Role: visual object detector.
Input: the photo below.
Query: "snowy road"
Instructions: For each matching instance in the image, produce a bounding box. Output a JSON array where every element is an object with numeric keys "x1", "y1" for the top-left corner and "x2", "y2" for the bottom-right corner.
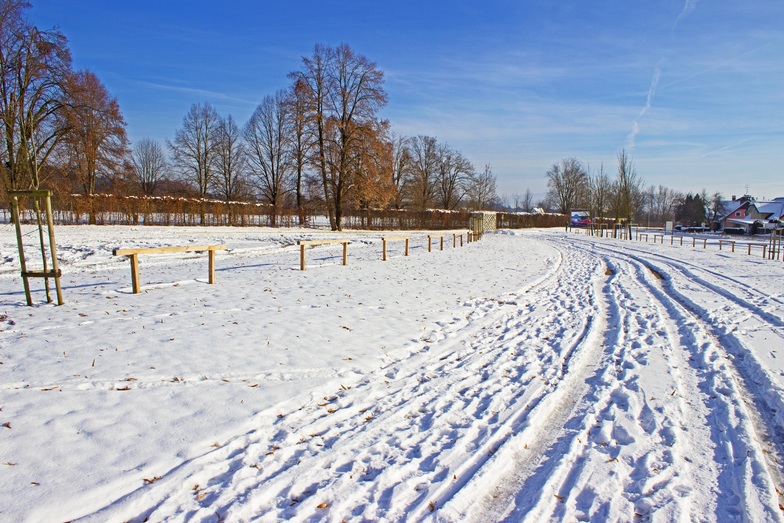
[{"x1": 1, "y1": 226, "x2": 782, "y2": 522}]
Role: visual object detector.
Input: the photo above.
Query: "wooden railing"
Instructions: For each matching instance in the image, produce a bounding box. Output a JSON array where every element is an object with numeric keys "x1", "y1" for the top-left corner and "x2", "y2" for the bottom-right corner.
[{"x1": 112, "y1": 244, "x2": 227, "y2": 294}]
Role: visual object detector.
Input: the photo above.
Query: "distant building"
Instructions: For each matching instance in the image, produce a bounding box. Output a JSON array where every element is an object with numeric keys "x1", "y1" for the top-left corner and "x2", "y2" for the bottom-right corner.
[
  {"x1": 724, "y1": 196, "x2": 784, "y2": 233},
  {"x1": 719, "y1": 195, "x2": 754, "y2": 231}
]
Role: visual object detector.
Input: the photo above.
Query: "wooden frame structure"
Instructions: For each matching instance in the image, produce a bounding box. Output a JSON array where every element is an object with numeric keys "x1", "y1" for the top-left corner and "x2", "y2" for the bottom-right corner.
[
  {"x1": 297, "y1": 239, "x2": 350, "y2": 271},
  {"x1": 9, "y1": 190, "x2": 63, "y2": 306},
  {"x1": 427, "y1": 234, "x2": 445, "y2": 252},
  {"x1": 747, "y1": 242, "x2": 767, "y2": 258},
  {"x1": 381, "y1": 236, "x2": 409, "y2": 261},
  {"x1": 112, "y1": 244, "x2": 226, "y2": 294},
  {"x1": 718, "y1": 239, "x2": 736, "y2": 252}
]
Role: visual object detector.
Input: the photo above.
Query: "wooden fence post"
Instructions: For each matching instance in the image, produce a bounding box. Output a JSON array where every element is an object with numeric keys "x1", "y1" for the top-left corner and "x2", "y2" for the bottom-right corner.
[
  {"x1": 209, "y1": 249, "x2": 216, "y2": 283},
  {"x1": 130, "y1": 253, "x2": 140, "y2": 294}
]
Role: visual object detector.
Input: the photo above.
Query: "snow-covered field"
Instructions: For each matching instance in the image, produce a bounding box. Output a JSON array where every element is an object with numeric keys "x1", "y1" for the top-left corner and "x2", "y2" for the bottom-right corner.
[{"x1": 1, "y1": 224, "x2": 783, "y2": 522}]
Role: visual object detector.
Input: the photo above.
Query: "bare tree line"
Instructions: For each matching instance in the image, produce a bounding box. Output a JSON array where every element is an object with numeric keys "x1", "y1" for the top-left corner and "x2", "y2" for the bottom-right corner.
[
  {"x1": 157, "y1": 45, "x2": 501, "y2": 230},
  {"x1": 538, "y1": 151, "x2": 731, "y2": 233},
  {"x1": 1, "y1": 3, "x2": 500, "y2": 230}
]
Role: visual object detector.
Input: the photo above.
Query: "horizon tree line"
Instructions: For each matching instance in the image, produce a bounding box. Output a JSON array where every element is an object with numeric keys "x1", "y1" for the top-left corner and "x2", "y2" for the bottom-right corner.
[{"x1": 540, "y1": 152, "x2": 732, "y2": 231}]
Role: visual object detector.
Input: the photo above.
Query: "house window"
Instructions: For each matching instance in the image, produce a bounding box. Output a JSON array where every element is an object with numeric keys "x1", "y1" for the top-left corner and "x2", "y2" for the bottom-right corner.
[{"x1": 735, "y1": 211, "x2": 741, "y2": 216}]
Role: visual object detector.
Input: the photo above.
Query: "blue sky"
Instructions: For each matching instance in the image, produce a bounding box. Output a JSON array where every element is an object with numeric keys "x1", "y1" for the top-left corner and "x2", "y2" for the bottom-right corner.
[{"x1": 30, "y1": 1, "x2": 784, "y2": 201}]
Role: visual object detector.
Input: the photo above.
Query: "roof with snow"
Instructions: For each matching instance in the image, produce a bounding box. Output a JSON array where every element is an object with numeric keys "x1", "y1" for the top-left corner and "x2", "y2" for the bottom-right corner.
[{"x1": 751, "y1": 198, "x2": 784, "y2": 220}]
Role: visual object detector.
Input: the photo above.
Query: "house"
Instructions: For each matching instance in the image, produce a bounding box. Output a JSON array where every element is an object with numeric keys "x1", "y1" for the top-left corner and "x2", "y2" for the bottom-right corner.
[
  {"x1": 725, "y1": 196, "x2": 784, "y2": 233},
  {"x1": 718, "y1": 195, "x2": 754, "y2": 231},
  {"x1": 748, "y1": 198, "x2": 784, "y2": 230}
]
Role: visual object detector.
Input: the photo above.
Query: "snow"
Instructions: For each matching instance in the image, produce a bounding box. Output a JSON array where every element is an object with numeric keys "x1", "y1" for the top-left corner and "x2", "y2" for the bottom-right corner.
[{"x1": 1, "y1": 224, "x2": 783, "y2": 522}]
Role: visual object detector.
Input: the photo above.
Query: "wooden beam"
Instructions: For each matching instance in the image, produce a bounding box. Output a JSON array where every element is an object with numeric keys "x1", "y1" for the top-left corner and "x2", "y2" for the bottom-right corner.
[
  {"x1": 113, "y1": 244, "x2": 226, "y2": 256},
  {"x1": 112, "y1": 244, "x2": 226, "y2": 294},
  {"x1": 381, "y1": 236, "x2": 410, "y2": 261},
  {"x1": 296, "y1": 239, "x2": 350, "y2": 270}
]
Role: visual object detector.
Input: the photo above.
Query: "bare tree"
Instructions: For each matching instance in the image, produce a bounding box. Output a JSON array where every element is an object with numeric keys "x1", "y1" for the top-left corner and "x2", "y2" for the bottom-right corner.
[
  {"x1": 545, "y1": 157, "x2": 588, "y2": 214},
  {"x1": 0, "y1": 0, "x2": 72, "y2": 191},
  {"x1": 435, "y1": 143, "x2": 473, "y2": 210},
  {"x1": 131, "y1": 137, "x2": 167, "y2": 195},
  {"x1": 708, "y1": 191, "x2": 727, "y2": 229},
  {"x1": 290, "y1": 43, "x2": 388, "y2": 230},
  {"x1": 213, "y1": 114, "x2": 248, "y2": 203},
  {"x1": 285, "y1": 78, "x2": 312, "y2": 225},
  {"x1": 244, "y1": 92, "x2": 291, "y2": 226},
  {"x1": 389, "y1": 134, "x2": 410, "y2": 209},
  {"x1": 650, "y1": 185, "x2": 679, "y2": 225},
  {"x1": 405, "y1": 135, "x2": 439, "y2": 210},
  {"x1": 326, "y1": 43, "x2": 387, "y2": 229},
  {"x1": 522, "y1": 188, "x2": 534, "y2": 212},
  {"x1": 587, "y1": 163, "x2": 611, "y2": 224},
  {"x1": 289, "y1": 44, "x2": 331, "y2": 227},
  {"x1": 615, "y1": 149, "x2": 644, "y2": 238},
  {"x1": 61, "y1": 69, "x2": 128, "y2": 201},
  {"x1": 467, "y1": 163, "x2": 498, "y2": 210},
  {"x1": 168, "y1": 102, "x2": 220, "y2": 200}
]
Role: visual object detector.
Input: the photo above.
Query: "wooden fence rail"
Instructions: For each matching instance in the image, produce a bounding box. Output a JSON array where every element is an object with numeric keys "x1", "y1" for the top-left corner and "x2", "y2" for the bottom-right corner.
[
  {"x1": 112, "y1": 244, "x2": 227, "y2": 294},
  {"x1": 297, "y1": 239, "x2": 350, "y2": 271},
  {"x1": 381, "y1": 236, "x2": 410, "y2": 261}
]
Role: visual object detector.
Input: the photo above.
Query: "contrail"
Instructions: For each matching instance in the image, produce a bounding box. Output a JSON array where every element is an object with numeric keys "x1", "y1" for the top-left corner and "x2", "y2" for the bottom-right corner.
[
  {"x1": 625, "y1": 1, "x2": 695, "y2": 151},
  {"x1": 626, "y1": 59, "x2": 663, "y2": 152},
  {"x1": 673, "y1": 0, "x2": 697, "y2": 31}
]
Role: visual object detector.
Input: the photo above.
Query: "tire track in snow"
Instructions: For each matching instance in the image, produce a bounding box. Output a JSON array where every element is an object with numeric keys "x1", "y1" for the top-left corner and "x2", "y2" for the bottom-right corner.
[
  {"x1": 425, "y1": 244, "x2": 606, "y2": 521},
  {"x1": 445, "y1": 240, "x2": 709, "y2": 521},
  {"x1": 578, "y1": 236, "x2": 784, "y2": 457},
  {"x1": 564, "y1": 234, "x2": 784, "y2": 521},
  {"x1": 74, "y1": 238, "x2": 609, "y2": 522},
  {"x1": 515, "y1": 245, "x2": 720, "y2": 521}
]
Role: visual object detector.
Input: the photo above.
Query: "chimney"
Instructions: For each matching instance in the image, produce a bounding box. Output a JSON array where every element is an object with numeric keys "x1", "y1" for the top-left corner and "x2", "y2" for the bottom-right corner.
[{"x1": 732, "y1": 195, "x2": 736, "y2": 201}]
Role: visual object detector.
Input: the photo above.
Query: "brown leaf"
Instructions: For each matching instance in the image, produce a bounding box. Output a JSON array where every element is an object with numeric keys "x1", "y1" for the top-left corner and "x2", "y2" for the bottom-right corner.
[
  {"x1": 41, "y1": 386, "x2": 59, "y2": 391},
  {"x1": 316, "y1": 503, "x2": 329, "y2": 509},
  {"x1": 2, "y1": 422, "x2": 10, "y2": 429},
  {"x1": 143, "y1": 476, "x2": 161, "y2": 484}
]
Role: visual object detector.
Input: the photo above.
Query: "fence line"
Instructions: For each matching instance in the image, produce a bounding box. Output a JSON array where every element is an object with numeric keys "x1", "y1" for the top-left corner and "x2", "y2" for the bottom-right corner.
[{"x1": 2, "y1": 194, "x2": 566, "y2": 231}]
